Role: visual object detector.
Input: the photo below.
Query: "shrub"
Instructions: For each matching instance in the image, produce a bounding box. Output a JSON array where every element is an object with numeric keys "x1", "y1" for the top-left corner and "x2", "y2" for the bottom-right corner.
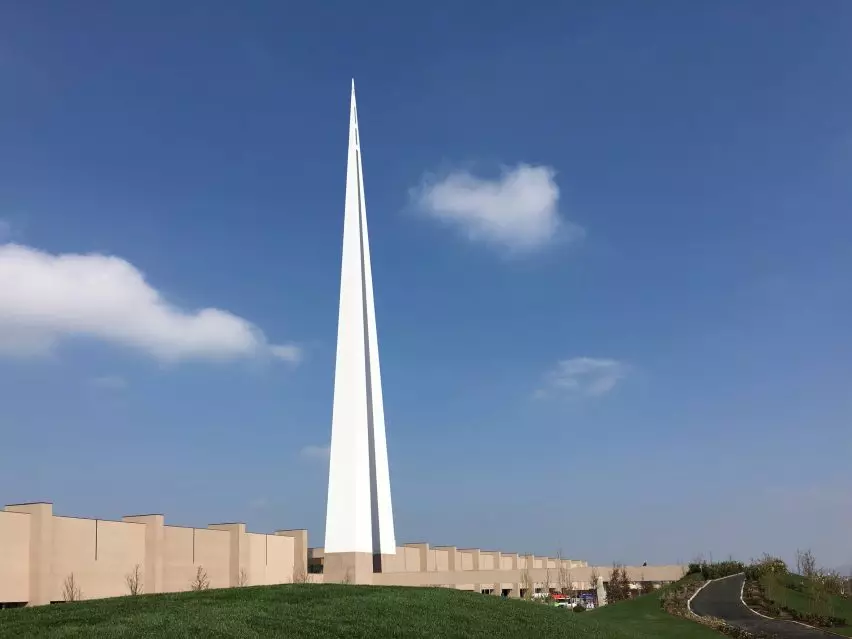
[
  {"x1": 125, "y1": 564, "x2": 143, "y2": 596},
  {"x1": 745, "y1": 555, "x2": 788, "y2": 580},
  {"x1": 62, "y1": 573, "x2": 82, "y2": 602},
  {"x1": 190, "y1": 566, "x2": 210, "y2": 591},
  {"x1": 573, "y1": 604, "x2": 586, "y2": 612},
  {"x1": 698, "y1": 561, "x2": 746, "y2": 580}
]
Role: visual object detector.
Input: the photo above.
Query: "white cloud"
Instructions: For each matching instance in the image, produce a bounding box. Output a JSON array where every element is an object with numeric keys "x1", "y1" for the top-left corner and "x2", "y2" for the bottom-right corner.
[
  {"x1": 270, "y1": 344, "x2": 302, "y2": 364},
  {"x1": 300, "y1": 444, "x2": 330, "y2": 460},
  {"x1": 0, "y1": 243, "x2": 301, "y2": 363},
  {"x1": 89, "y1": 375, "x2": 128, "y2": 390},
  {"x1": 537, "y1": 357, "x2": 628, "y2": 398},
  {"x1": 411, "y1": 164, "x2": 582, "y2": 253}
]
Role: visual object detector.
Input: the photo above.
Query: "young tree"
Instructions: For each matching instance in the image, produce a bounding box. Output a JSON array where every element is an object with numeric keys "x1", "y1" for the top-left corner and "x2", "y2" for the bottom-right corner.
[
  {"x1": 62, "y1": 573, "x2": 82, "y2": 602},
  {"x1": 606, "y1": 563, "x2": 631, "y2": 603},
  {"x1": 125, "y1": 564, "x2": 143, "y2": 595},
  {"x1": 190, "y1": 566, "x2": 210, "y2": 591},
  {"x1": 520, "y1": 567, "x2": 533, "y2": 600},
  {"x1": 588, "y1": 567, "x2": 600, "y2": 593},
  {"x1": 796, "y1": 549, "x2": 817, "y2": 577},
  {"x1": 620, "y1": 565, "x2": 632, "y2": 599},
  {"x1": 542, "y1": 567, "x2": 553, "y2": 602},
  {"x1": 292, "y1": 566, "x2": 309, "y2": 584},
  {"x1": 556, "y1": 550, "x2": 571, "y2": 595}
]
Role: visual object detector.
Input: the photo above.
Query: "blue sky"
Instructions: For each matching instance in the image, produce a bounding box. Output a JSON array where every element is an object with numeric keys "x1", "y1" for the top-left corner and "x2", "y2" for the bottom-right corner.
[{"x1": 1, "y1": 1, "x2": 850, "y2": 569}]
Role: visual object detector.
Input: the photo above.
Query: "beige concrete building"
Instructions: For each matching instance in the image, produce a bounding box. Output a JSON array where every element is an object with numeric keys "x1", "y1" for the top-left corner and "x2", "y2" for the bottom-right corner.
[{"x1": 0, "y1": 501, "x2": 685, "y2": 607}]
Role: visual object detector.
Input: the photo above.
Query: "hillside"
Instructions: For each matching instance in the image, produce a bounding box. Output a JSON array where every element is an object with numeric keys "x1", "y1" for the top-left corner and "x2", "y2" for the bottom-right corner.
[
  {"x1": 751, "y1": 572, "x2": 852, "y2": 636},
  {"x1": 0, "y1": 583, "x2": 720, "y2": 639}
]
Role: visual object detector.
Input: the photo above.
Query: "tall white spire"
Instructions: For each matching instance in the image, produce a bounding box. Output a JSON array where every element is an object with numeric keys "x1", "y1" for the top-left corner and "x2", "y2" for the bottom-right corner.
[{"x1": 324, "y1": 81, "x2": 396, "y2": 557}]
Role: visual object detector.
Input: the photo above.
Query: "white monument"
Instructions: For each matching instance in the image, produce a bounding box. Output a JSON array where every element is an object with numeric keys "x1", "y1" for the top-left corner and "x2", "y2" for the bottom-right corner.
[{"x1": 323, "y1": 81, "x2": 396, "y2": 583}]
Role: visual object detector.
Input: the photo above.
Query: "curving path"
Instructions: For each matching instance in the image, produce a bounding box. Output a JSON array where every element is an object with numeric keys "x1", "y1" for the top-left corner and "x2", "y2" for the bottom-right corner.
[{"x1": 689, "y1": 573, "x2": 838, "y2": 638}]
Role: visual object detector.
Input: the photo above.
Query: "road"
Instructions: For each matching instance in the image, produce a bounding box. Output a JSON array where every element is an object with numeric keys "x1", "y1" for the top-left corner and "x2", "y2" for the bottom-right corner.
[{"x1": 689, "y1": 573, "x2": 838, "y2": 638}]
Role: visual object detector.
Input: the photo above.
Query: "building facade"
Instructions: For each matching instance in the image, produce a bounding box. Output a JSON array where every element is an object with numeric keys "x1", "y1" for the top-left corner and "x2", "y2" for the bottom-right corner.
[{"x1": 0, "y1": 501, "x2": 684, "y2": 607}]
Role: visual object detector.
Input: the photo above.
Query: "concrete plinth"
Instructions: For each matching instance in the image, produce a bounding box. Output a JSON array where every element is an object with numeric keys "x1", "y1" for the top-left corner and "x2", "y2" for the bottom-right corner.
[{"x1": 323, "y1": 552, "x2": 374, "y2": 585}]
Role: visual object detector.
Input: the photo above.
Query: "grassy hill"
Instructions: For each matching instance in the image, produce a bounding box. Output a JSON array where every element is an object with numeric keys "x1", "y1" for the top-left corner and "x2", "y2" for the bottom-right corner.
[
  {"x1": 0, "y1": 582, "x2": 723, "y2": 639},
  {"x1": 757, "y1": 572, "x2": 852, "y2": 636}
]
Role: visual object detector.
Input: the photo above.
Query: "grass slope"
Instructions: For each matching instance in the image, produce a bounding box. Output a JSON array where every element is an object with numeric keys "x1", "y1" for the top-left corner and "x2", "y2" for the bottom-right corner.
[
  {"x1": 761, "y1": 573, "x2": 852, "y2": 636},
  {"x1": 594, "y1": 583, "x2": 722, "y2": 639},
  {"x1": 0, "y1": 583, "x2": 722, "y2": 639}
]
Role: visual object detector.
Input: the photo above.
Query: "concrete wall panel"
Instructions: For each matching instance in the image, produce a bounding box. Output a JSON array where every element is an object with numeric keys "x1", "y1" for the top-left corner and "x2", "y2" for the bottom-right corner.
[
  {"x1": 0, "y1": 511, "x2": 30, "y2": 603},
  {"x1": 266, "y1": 535, "x2": 294, "y2": 584}
]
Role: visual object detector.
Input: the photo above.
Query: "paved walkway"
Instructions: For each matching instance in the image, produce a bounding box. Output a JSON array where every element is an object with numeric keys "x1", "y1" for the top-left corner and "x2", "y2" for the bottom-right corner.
[{"x1": 689, "y1": 573, "x2": 838, "y2": 638}]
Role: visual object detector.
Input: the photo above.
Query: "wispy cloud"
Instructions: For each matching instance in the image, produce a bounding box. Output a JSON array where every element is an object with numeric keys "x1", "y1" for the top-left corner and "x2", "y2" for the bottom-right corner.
[
  {"x1": 248, "y1": 497, "x2": 270, "y2": 510},
  {"x1": 536, "y1": 357, "x2": 629, "y2": 398},
  {"x1": 300, "y1": 444, "x2": 330, "y2": 460},
  {"x1": 270, "y1": 344, "x2": 302, "y2": 364},
  {"x1": 89, "y1": 375, "x2": 128, "y2": 390},
  {"x1": 0, "y1": 243, "x2": 301, "y2": 363},
  {"x1": 410, "y1": 164, "x2": 583, "y2": 254}
]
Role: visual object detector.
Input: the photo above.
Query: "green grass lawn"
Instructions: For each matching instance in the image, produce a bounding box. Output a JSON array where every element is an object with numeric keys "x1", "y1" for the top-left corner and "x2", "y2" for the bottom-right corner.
[
  {"x1": 593, "y1": 584, "x2": 722, "y2": 639},
  {"x1": 761, "y1": 573, "x2": 852, "y2": 636},
  {"x1": 0, "y1": 583, "x2": 722, "y2": 639}
]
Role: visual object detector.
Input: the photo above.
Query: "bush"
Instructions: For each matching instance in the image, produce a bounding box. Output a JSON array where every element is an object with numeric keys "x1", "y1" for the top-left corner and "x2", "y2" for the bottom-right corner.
[
  {"x1": 573, "y1": 604, "x2": 586, "y2": 612},
  {"x1": 697, "y1": 561, "x2": 746, "y2": 580},
  {"x1": 745, "y1": 555, "x2": 788, "y2": 580}
]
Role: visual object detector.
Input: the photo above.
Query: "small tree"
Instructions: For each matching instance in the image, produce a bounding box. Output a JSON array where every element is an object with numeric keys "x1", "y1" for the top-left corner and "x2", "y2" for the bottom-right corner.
[
  {"x1": 565, "y1": 570, "x2": 575, "y2": 597},
  {"x1": 520, "y1": 567, "x2": 533, "y2": 600},
  {"x1": 125, "y1": 564, "x2": 143, "y2": 595},
  {"x1": 292, "y1": 566, "x2": 309, "y2": 584},
  {"x1": 237, "y1": 568, "x2": 249, "y2": 587},
  {"x1": 541, "y1": 567, "x2": 553, "y2": 602},
  {"x1": 820, "y1": 569, "x2": 844, "y2": 596},
  {"x1": 620, "y1": 565, "x2": 632, "y2": 599},
  {"x1": 190, "y1": 565, "x2": 210, "y2": 591},
  {"x1": 639, "y1": 573, "x2": 656, "y2": 595},
  {"x1": 796, "y1": 549, "x2": 817, "y2": 577},
  {"x1": 607, "y1": 564, "x2": 620, "y2": 602},
  {"x1": 62, "y1": 573, "x2": 82, "y2": 602},
  {"x1": 556, "y1": 550, "x2": 571, "y2": 595},
  {"x1": 606, "y1": 563, "x2": 631, "y2": 603},
  {"x1": 588, "y1": 567, "x2": 600, "y2": 593}
]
